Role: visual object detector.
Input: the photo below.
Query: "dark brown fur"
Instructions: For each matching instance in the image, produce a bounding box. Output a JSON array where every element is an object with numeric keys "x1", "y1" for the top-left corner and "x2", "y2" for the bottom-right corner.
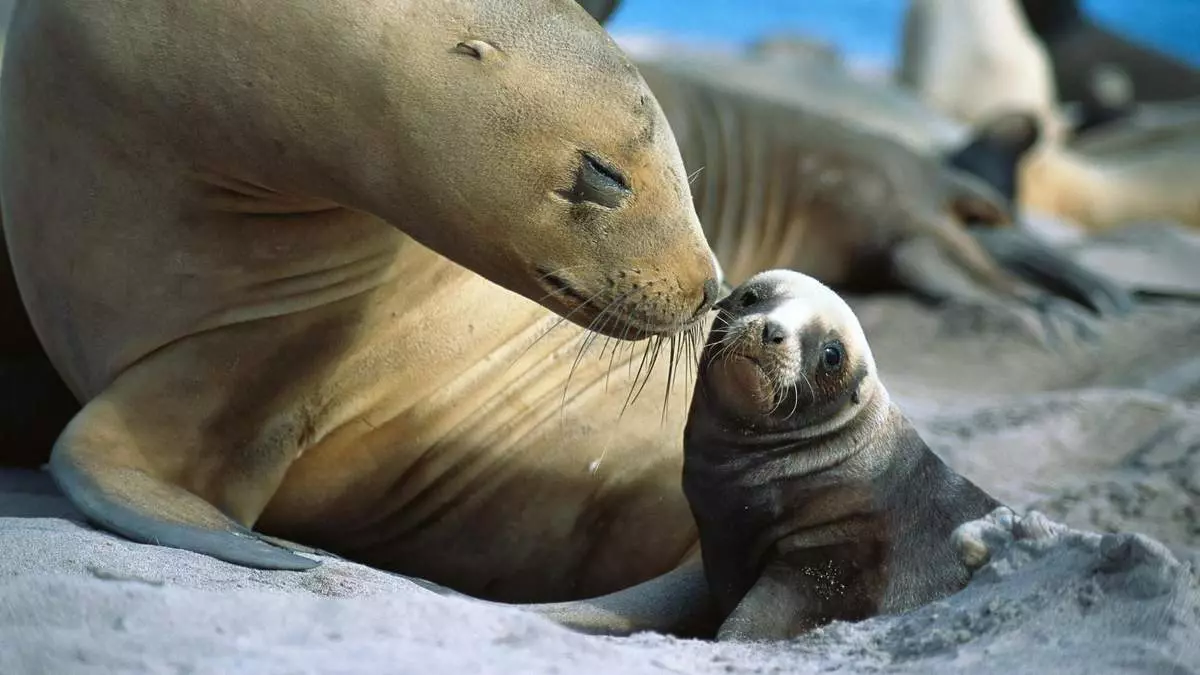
[{"x1": 682, "y1": 271, "x2": 1002, "y2": 641}]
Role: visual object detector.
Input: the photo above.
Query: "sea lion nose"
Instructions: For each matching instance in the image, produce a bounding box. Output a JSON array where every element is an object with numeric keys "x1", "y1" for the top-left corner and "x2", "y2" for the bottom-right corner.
[
  {"x1": 698, "y1": 277, "x2": 721, "y2": 314},
  {"x1": 762, "y1": 318, "x2": 788, "y2": 346}
]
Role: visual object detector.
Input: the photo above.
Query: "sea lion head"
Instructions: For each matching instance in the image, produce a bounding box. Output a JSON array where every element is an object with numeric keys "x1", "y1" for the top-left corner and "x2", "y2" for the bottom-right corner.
[
  {"x1": 399, "y1": 0, "x2": 720, "y2": 340},
  {"x1": 697, "y1": 269, "x2": 878, "y2": 432}
]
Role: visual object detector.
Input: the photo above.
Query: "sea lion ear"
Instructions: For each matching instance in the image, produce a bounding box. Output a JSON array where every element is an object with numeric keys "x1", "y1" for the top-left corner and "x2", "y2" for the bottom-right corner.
[
  {"x1": 452, "y1": 40, "x2": 500, "y2": 62},
  {"x1": 850, "y1": 388, "x2": 861, "y2": 405}
]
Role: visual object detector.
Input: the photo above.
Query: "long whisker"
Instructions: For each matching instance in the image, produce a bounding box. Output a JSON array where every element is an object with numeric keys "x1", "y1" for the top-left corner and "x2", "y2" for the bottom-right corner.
[
  {"x1": 504, "y1": 274, "x2": 614, "y2": 374},
  {"x1": 560, "y1": 288, "x2": 638, "y2": 418},
  {"x1": 661, "y1": 333, "x2": 680, "y2": 424}
]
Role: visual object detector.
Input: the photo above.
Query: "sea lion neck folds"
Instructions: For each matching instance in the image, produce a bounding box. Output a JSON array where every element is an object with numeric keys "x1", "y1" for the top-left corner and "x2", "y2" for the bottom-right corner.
[{"x1": 683, "y1": 269, "x2": 1002, "y2": 642}]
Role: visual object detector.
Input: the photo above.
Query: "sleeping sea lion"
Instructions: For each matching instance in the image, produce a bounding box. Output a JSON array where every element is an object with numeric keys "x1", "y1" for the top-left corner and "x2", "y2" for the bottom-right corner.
[
  {"x1": 2, "y1": 0, "x2": 724, "y2": 604},
  {"x1": 683, "y1": 269, "x2": 1004, "y2": 641},
  {"x1": 632, "y1": 57, "x2": 1132, "y2": 321}
]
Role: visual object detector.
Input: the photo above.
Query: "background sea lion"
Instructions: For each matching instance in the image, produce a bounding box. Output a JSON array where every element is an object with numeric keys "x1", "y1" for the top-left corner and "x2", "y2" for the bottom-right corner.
[
  {"x1": 2, "y1": 0, "x2": 724, "y2": 603},
  {"x1": 897, "y1": 0, "x2": 1065, "y2": 138},
  {"x1": 631, "y1": 57, "x2": 1132, "y2": 325},
  {"x1": 893, "y1": 0, "x2": 1200, "y2": 233},
  {"x1": 1016, "y1": 0, "x2": 1200, "y2": 105},
  {"x1": 682, "y1": 269, "x2": 1003, "y2": 641}
]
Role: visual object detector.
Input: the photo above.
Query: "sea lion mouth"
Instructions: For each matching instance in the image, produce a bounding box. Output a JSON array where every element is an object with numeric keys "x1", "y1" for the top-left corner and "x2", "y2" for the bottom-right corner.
[
  {"x1": 543, "y1": 273, "x2": 599, "y2": 313},
  {"x1": 536, "y1": 270, "x2": 700, "y2": 340}
]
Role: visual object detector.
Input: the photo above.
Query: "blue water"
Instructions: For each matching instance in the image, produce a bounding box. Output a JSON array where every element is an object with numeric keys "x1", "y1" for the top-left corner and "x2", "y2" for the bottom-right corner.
[{"x1": 606, "y1": 0, "x2": 1200, "y2": 68}]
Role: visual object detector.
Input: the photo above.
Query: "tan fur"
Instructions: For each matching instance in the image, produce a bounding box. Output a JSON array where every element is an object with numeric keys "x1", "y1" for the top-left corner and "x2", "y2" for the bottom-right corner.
[
  {"x1": 0, "y1": 0, "x2": 721, "y2": 603},
  {"x1": 1019, "y1": 120, "x2": 1200, "y2": 231}
]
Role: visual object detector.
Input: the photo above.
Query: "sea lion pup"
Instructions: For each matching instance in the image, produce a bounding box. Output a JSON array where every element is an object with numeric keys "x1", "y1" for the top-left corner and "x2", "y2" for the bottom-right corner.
[
  {"x1": 2, "y1": 0, "x2": 724, "y2": 603},
  {"x1": 1016, "y1": 0, "x2": 1200, "y2": 105},
  {"x1": 682, "y1": 269, "x2": 1003, "y2": 642}
]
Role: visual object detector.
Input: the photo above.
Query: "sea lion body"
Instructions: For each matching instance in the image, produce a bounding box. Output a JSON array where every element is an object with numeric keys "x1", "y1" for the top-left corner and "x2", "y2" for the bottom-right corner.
[
  {"x1": 1, "y1": 0, "x2": 723, "y2": 603},
  {"x1": 894, "y1": 0, "x2": 1200, "y2": 233},
  {"x1": 633, "y1": 58, "x2": 1129, "y2": 316},
  {"x1": 683, "y1": 270, "x2": 1002, "y2": 641},
  {"x1": 898, "y1": 0, "x2": 1063, "y2": 137}
]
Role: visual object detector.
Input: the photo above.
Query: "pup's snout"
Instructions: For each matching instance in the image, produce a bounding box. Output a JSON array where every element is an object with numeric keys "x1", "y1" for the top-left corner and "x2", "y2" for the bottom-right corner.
[{"x1": 761, "y1": 318, "x2": 788, "y2": 346}]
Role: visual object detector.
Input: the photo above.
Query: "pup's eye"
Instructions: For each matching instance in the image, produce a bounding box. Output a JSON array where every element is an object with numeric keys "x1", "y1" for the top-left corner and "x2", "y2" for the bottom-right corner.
[
  {"x1": 557, "y1": 153, "x2": 631, "y2": 209},
  {"x1": 821, "y1": 342, "x2": 844, "y2": 369},
  {"x1": 739, "y1": 289, "x2": 759, "y2": 308}
]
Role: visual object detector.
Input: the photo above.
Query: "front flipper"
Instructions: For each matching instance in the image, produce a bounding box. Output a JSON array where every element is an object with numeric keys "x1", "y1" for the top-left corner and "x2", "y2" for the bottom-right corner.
[
  {"x1": 889, "y1": 233, "x2": 1101, "y2": 346},
  {"x1": 716, "y1": 562, "x2": 822, "y2": 643},
  {"x1": 521, "y1": 557, "x2": 719, "y2": 638},
  {"x1": 49, "y1": 399, "x2": 318, "y2": 571},
  {"x1": 969, "y1": 226, "x2": 1135, "y2": 316}
]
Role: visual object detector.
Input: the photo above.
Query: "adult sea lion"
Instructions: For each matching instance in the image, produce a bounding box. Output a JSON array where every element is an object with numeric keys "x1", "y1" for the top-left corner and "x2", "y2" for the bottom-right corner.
[
  {"x1": 682, "y1": 269, "x2": 1004, "y2": 641},
  {"x1": 2, "y1": 0, "x2": 725, "y2": 604}
]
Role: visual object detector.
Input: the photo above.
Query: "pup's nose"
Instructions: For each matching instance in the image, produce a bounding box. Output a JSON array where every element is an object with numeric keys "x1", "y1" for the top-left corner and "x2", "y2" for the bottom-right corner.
[{"x1": 762, "y1": 318, "x2": 788, "y2": 346}]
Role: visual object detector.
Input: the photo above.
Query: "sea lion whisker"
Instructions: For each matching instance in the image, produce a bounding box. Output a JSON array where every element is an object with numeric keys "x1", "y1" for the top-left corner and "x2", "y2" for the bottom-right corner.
[
  {"x1": 620, "y1": 326, "x2": 658, "y2": 417},
  {"x1": 661, "y1": 333, "x2": 681, "y2": 424},
  {"x1": 629, "y1": 335, "x2": 666, "y2": 409},
  {"x1": 799, "y1": 370, "x2": 816, "y2": 402},
  {"x1": 619, "y1": 340, "x2": 657, "y2": 419},
  {"x1": 561, "y1": 294, "x2": 627, "y2": 417},
  {"x1": 786, "y1": 378, "x2": 801, "y2": 419},
  {"x1": 507, "y1": 284, "x2": 614, "y2": 375},
  {"x1": 603, "y1": 313, "x2": 636, "y2": 394},
  {"x1": 560, "y1": 285, "x2": 646, "y2": 416}
]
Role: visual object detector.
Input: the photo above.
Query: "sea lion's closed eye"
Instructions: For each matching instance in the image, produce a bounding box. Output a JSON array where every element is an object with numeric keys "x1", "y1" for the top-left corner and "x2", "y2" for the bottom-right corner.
[{"x1": 566, "y1": 153, "x2": 631, "y2": 209}]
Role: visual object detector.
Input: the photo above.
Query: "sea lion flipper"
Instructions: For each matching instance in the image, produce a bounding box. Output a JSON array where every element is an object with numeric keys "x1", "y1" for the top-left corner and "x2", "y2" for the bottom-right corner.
[
  {"x1": 968, "y1": 226, "x2": 1135, "y2": 316},
  {"x1": 523, "y1": 558, "x2": 717, "y2": 638},
  {"x1": 48, "y1": 402, "x2": 318, "y2": 572},
  {"x1": 889, "y1": 235, "x2": 1099, "y2": 346},
  {"x1": 715, "y1": 563, "x2": 820, "y2": 643},
  {"x1": 935, "y1": 172, "x2": 1133, "y2": 320}
]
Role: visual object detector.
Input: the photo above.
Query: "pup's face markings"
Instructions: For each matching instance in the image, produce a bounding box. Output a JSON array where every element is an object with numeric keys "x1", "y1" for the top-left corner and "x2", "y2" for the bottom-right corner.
[{"x1": 701, "y1": 270, "x2": 876, "y2": 429}]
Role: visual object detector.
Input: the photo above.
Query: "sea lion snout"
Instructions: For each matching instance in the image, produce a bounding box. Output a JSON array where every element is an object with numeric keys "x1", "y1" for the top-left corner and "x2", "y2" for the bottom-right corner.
[{"x1": 699, "y1": 270, "x2": 879, "y2": 426}]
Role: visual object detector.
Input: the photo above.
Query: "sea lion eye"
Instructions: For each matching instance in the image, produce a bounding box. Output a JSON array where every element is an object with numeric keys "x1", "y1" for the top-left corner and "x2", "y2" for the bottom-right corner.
[
  {"x1": 558, "y1": 153, "x2": 631, "y2": 209},
  {"x1": 821, "y1": 342, "x2": 844, "y2": 369}
]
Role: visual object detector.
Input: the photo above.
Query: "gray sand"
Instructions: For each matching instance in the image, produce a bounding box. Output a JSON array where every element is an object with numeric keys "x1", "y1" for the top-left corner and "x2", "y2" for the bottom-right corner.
[{"x1": 2, "y1": 221, "x2": 1199, "y2": 674}]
